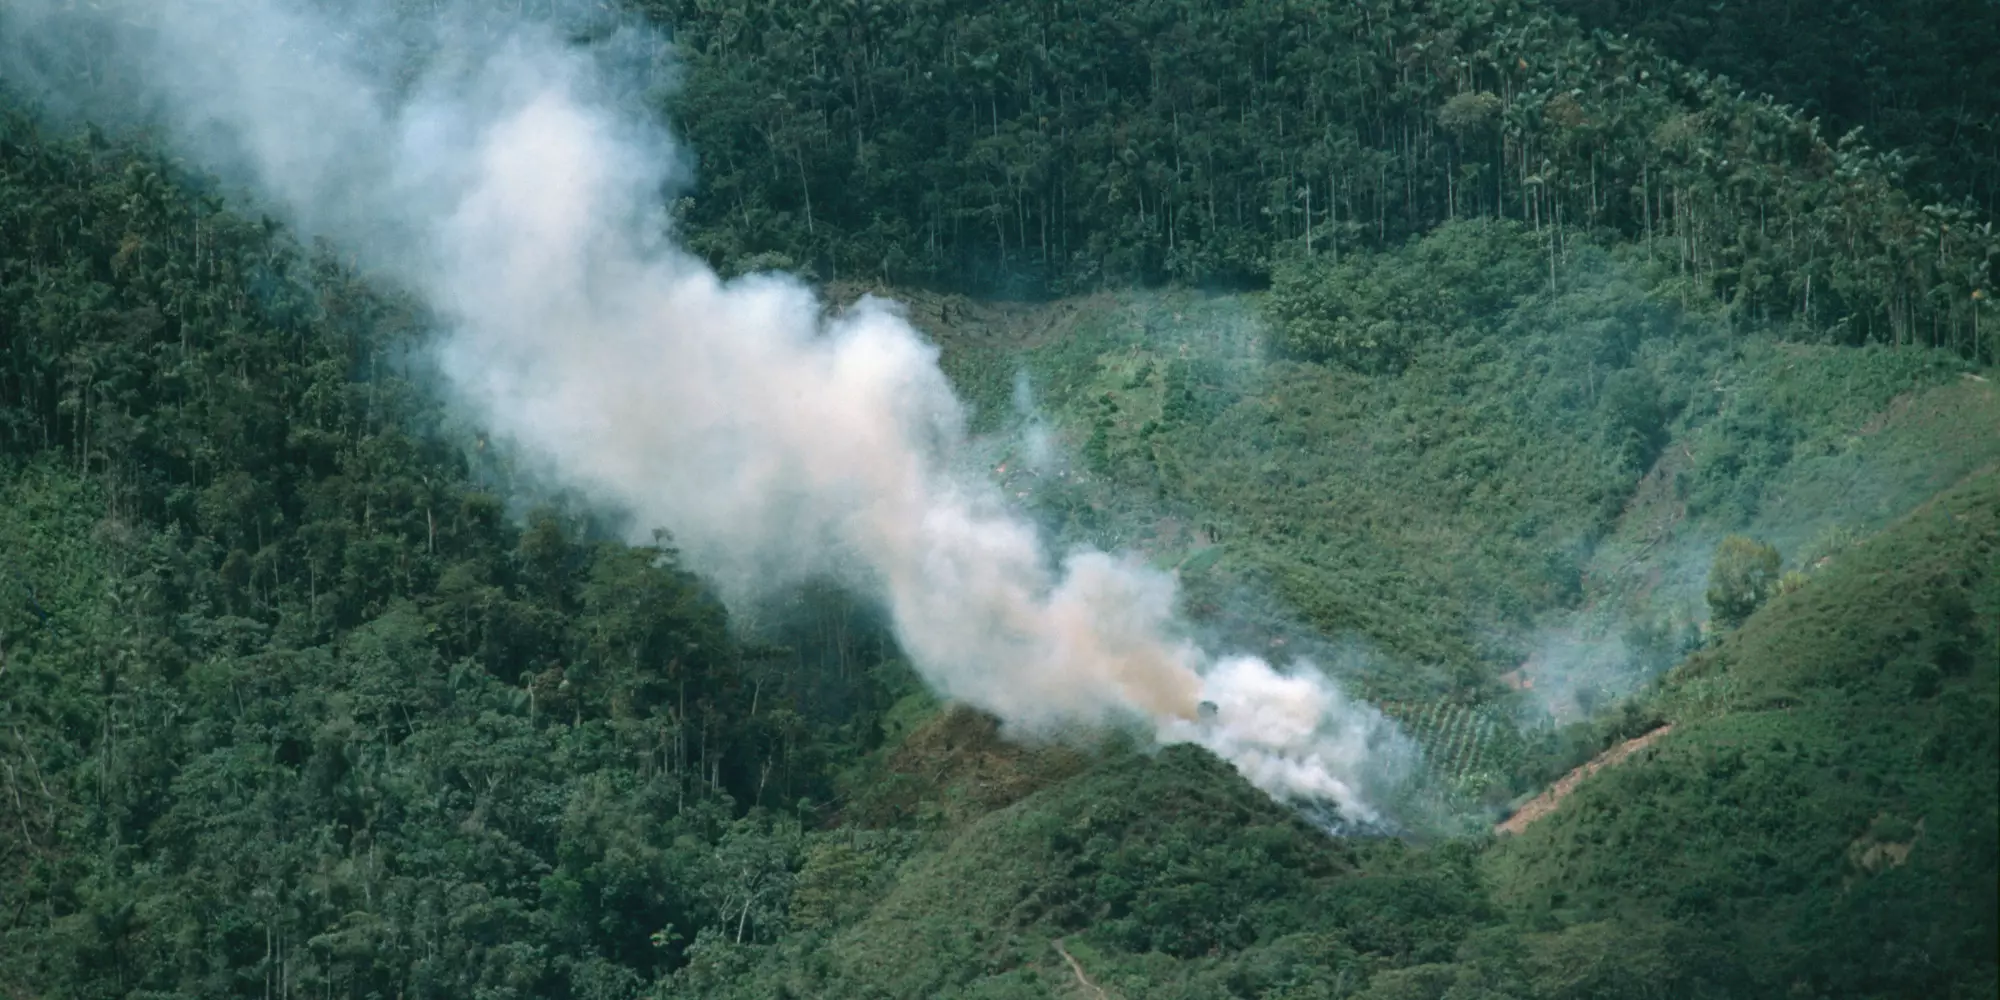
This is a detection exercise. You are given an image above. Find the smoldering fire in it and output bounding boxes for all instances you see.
[3,0,1410,824]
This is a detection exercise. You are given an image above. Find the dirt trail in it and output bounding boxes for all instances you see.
[1053,938,1110,1000]
[1496,724,1674,837]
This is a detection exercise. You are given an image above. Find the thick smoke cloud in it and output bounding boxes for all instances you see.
[2,0,1407,822]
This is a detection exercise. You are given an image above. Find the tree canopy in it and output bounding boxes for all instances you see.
[1,1,1996,997]
[629,0,1996,364]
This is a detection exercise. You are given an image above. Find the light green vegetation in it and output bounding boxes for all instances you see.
[905,218,2000,828]
[4,0,1998,996]
[923,222,1995,697]
[653,466,1999,1000]
[1487,467,2000,1000]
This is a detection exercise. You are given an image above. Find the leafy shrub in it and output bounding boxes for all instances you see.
[1706,535,1783,628]
[1437,91,1504,134]
[1599,368,1669,471]
[1263,220,1542,371]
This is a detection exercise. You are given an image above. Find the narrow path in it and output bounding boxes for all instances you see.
[1053,938,1110,1000]
[1496,724,1674,836]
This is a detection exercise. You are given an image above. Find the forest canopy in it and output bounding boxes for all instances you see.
[637,0,1996,365]
[0,1,1996,999]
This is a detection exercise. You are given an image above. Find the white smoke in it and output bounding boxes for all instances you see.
[1011,371,1060,474]
[2,0,1405,823]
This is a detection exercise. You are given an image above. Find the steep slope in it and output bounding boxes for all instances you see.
[1487,467,2000,998]
[662,740,1502,1000]
[1544,0,2000,208]
[635,0,1998,364]
[901,225,1998,706]
[716,464,2000,1000]
[857,227,2000,830]
[3,1,1996,996]
[0,110,911,1000]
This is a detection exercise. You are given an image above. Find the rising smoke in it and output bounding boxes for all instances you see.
[1,0,1408,823]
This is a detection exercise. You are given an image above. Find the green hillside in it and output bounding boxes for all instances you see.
[909,222,1997,708]
[3,0,1999,998]
[643,468,1997,999]
[1488,467,2000,999]
[1543,0,2000,209]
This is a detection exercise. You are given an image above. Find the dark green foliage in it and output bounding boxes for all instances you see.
[3,1,1999,996]
[0,111,904,1000]
[1683,398,1800,522]
[1547,0,2000,210]
[666,741,1506,1000]
[1265,220,1544,371]
[1035,747,1354,957]
[1705,535,1783,628]
[623,0,1997,363]
[1598,368,1667,472]
[1490,470,2000,999]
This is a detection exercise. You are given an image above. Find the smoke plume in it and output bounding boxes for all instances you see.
[2,0,1405,823]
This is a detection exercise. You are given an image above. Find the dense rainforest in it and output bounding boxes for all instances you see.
[1544,0,2000,211]
[641,0,1998,365]
[1,1,1996,999]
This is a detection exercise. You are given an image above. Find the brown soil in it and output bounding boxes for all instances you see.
[1495,724,1674,837]
[1053,938,1111,1000]
[1848,816,1925,875]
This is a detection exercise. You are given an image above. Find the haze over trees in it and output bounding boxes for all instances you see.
[0,1,1996,999]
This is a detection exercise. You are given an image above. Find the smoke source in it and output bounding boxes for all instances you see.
[2,0,1405,823]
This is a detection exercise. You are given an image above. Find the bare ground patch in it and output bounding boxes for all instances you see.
[1495,724,1674,837]
[1053,938,1111,1000]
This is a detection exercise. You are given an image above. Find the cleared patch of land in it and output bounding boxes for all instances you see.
[1495,724,1674,836]
[1053,939,1111,1000]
